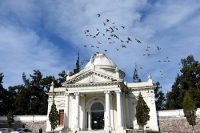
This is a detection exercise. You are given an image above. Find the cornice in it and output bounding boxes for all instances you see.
[65,81,120,88]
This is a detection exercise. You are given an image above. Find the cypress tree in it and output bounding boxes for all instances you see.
[74,52,80,74]
[49,102,59,131]
[183,91,197,133]
[49,83,59,132]
[136,92,150,132]
[133,65,141,82]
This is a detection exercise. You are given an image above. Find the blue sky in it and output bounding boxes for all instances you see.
[0,0,200,93]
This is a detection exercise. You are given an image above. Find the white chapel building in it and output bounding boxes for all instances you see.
[46,53,159,133]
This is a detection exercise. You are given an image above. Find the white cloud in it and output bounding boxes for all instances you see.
[0,24,65,87]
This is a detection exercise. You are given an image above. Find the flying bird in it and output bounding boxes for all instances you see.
[97,14,101,17]
[121,26,125,29]
[135,38,141,43]
[109,27,114,33]
[106,29,110,32]
[121,44,127,48]
[106,19,109,22]
[96,31,100,36]
[114,35,119,39]
[156,46,161,50]
[128,37,132,42]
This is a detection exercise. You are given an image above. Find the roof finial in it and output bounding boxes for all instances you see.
[66,71,70,81]
[148,74,152,80]
[50,81,55,98]
[115,67,119,72]
[147,74,153,84]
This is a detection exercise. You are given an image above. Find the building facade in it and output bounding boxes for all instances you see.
[46,53,159,133]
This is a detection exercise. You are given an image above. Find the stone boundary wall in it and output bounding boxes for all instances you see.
[0,115,47,122]
[1,109,200,132]
[158,108,200,118]
[158,108,200,133]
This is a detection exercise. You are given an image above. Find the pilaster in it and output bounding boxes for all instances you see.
[64,92,69,129]
[74,92,80,130]
[46,98,53,132]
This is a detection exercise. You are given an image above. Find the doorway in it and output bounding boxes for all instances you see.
[91,102,104,130]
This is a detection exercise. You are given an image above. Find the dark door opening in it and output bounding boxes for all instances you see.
[90,102,104,130]
[91,111,104,129]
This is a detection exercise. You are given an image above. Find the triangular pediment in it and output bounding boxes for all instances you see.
[65,69,119,84]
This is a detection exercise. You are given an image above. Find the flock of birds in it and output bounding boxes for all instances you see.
[83,13,143,52]
[81,13,172,79]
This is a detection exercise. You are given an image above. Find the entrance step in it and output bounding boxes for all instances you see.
[79,130,109,133]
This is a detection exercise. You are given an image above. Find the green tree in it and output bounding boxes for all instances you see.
[0,73,12,115]
[166,55,200,109]
[49,102,59,132]
[133,65,141,82]
[15,70,55,115]
[154,82,166,110]
[183,91,197,133]
[56,70,67,87]
[0,73,6,115]
[6,85,22,115]
[136,92,150,132]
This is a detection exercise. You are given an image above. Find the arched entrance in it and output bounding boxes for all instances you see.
[91,102,104,130]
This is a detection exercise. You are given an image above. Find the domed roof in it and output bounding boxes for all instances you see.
[85,53,117,69]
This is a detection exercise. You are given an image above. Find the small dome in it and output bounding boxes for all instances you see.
[85,53,117,69]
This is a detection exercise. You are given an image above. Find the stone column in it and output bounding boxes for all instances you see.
[116,90,122,128]
[64,93,69,129]
[74,92,80,130]
[110,93,114,129]
[104,91,111,130]
[88,111,92,130]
